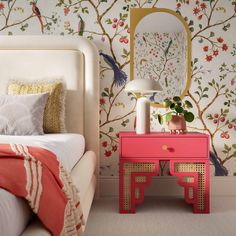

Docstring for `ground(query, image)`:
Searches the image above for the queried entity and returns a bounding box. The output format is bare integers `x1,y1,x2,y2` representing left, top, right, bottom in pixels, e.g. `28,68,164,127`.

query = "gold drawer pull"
162,145,168,151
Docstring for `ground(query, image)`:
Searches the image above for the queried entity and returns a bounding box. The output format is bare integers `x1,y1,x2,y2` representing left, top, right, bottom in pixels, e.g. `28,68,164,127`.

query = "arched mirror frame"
130,8,192,108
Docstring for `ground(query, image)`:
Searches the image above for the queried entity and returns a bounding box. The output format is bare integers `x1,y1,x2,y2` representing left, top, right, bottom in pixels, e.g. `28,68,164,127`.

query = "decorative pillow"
8,80,66,133
0,93,49,135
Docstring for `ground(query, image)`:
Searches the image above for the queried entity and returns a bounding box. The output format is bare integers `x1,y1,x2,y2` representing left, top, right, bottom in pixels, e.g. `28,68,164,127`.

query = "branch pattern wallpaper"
134,31,187,103
0,0,236,177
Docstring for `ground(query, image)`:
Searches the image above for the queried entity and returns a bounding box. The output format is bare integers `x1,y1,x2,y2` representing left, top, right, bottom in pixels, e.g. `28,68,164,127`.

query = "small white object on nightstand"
125,79,162,134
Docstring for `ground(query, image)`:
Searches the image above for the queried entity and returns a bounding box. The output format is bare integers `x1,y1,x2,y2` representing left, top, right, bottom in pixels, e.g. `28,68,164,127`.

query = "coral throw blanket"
0,144,83,236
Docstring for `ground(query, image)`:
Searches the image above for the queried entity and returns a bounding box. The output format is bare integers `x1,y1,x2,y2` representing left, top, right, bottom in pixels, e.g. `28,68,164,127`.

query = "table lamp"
125,79,163,134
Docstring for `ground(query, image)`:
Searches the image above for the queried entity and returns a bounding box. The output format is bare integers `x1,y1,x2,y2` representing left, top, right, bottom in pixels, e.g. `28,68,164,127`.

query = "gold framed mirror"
130,8,192,107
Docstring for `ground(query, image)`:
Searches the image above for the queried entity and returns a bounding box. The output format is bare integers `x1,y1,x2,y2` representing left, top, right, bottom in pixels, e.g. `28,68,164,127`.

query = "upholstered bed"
0,36,99,235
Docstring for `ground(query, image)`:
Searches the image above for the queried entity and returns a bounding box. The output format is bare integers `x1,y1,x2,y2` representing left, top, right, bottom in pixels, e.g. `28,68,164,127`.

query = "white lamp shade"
125,78,163,94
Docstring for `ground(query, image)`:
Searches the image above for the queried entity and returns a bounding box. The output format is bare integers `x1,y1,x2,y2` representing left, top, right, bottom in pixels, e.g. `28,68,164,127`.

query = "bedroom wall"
0,1,236,181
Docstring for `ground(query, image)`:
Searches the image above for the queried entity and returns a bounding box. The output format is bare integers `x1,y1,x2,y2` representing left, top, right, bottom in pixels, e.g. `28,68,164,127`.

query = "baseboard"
100,176,236,197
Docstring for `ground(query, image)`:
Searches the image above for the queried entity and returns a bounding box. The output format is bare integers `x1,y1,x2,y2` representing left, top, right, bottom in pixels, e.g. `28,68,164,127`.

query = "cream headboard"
0,36,99,167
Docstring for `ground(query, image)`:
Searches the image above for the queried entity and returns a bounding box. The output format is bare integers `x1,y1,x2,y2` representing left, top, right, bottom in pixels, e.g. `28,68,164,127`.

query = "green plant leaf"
170,103,176,110
175,106,184,114
184,112,194,122
165,113,172,122
173,96,181,102
158,114,163,124
163,99,171,107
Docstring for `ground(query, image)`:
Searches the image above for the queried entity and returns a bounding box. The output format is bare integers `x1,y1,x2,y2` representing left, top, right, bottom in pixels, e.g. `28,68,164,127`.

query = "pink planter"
168,115,187,133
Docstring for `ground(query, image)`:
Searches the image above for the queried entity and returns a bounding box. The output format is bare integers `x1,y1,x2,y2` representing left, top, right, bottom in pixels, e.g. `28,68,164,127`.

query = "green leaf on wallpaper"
106,18,112,24
223,23,230,31
185,100,193,108
189,27,194,32
68,0,72,4
199,24,203,29
195,91,200,97
56,0,64,6
101,92,108,97
189,20,194,26
210,31,215,37
101,0,108,2
198,38,203,43
232,144,236,149
121,119,129,127
223,109,229,114
104,87,109,93
207,114,213,120
158,114,163,125
224,144,231,152
82,7,89,14
109,127,114,133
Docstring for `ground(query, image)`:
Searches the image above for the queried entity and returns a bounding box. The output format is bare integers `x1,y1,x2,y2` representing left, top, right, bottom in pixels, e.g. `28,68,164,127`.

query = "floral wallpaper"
0,0,236,177
134,31,187,103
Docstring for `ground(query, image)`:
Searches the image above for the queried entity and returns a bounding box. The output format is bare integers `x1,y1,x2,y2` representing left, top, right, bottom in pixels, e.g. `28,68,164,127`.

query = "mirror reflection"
131,9,191,105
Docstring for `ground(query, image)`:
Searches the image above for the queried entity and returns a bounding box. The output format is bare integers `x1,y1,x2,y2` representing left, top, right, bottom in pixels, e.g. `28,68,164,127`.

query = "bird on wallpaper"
77,15,85,36
100,52,127,87
149,92,156,102
164,39,172,56
210,151,228,176
32,2,44,33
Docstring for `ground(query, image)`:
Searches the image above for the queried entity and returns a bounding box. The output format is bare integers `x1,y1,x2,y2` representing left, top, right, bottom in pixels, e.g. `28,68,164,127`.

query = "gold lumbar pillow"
8,80,66,133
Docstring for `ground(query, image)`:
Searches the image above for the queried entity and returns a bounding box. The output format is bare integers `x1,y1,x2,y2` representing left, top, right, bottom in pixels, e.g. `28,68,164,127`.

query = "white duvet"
0,133,85,236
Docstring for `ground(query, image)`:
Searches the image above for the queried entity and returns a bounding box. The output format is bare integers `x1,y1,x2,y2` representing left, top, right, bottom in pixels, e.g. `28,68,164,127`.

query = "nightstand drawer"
121,137,208,158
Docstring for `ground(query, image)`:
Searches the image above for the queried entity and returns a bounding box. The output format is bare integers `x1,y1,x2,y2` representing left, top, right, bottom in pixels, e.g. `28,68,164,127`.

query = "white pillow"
0,93,49,135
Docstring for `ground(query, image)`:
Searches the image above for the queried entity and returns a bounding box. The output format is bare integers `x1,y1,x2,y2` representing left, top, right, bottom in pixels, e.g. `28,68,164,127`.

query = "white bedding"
0,133,88,236
0,133,85,171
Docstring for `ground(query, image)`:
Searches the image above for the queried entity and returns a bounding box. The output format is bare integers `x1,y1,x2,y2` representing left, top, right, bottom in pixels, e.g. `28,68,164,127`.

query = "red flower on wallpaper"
100,98,106,105
102,141,108,147
203,46,208,52
213,49,219,56
222,44,228,51
112,145,117,152
206,55,213,62
193,7,200,15
105,150,112,157
0,2,4,10
176,3,181,9
64,7,70,16
217,37,224,43
198,14,203,20
200,3,207,10
220,131,230,139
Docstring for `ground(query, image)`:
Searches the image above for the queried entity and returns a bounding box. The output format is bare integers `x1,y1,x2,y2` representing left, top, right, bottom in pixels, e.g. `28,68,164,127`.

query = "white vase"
136,97,150,134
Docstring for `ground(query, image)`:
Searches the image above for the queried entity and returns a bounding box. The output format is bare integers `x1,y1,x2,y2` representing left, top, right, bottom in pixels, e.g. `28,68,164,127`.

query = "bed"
0,36,99,235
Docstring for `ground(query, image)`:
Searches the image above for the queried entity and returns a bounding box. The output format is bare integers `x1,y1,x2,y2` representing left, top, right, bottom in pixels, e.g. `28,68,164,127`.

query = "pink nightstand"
119,132,210,214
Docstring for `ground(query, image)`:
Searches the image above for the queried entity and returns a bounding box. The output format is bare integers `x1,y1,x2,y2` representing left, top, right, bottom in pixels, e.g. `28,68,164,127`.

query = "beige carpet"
85,197,236,236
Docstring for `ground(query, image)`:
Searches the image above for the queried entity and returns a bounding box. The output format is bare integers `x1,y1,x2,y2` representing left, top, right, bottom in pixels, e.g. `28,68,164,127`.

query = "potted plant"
157,96,195,133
